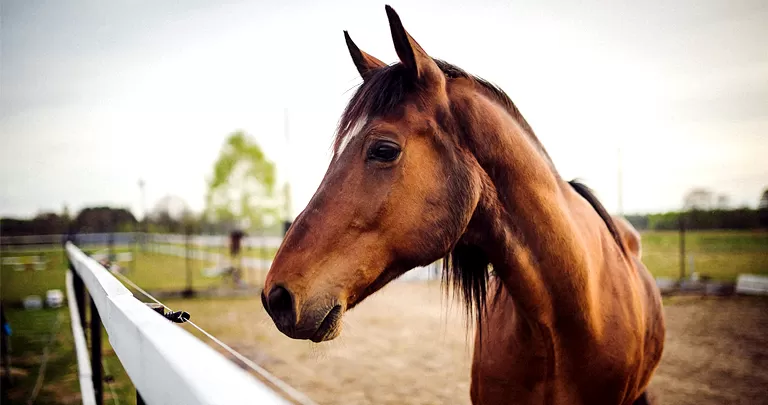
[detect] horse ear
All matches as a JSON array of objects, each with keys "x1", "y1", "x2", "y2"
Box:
[
  {"x1": 344, "y1": 31, "x2": 386, "y2": 81},
  {"x1": 385, "y1": 5, "x2": 443, "y2": 85}
]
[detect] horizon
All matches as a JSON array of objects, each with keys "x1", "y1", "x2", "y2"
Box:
[{"x1": 2, "y1": 0, "x2": 767, "y2": 220}]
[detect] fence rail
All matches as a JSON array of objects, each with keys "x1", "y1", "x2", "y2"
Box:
[{"x1": 65, "y1": 241, "x2": 291, "y2": 405}]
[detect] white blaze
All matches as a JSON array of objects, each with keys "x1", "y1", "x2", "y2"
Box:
[{"x1": 335, "y1": 117, "x2": 368, "y2": 160}]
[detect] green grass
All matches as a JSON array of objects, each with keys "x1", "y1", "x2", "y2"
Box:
[
  {"x1": 3, "y1": 232, "x2": 766, "y2": 305},
  {"x1": 0, "y1": 244, "x2": 259, "y2": 404},
  {"x1": 2, "y1": 307, "x2": 133, "y2": 405},
  {"x1": 1, "y1": 247, "x2": 131, "y2": 303},
  {"x1": 128, "y1": 251, "x2": 224, "y2": 291},
  {"x1": 1, "y1": 247, "x2": 229, "y2": 304},
  {"x1": 641, "y1": 230, "x2": 768, "y2": 280},
  {"x1": 0, "y1": 243, "x2": 270, "y2": 404},
  {"x1": 1, "y1": 250, "x2": 68, "y2": 303}
]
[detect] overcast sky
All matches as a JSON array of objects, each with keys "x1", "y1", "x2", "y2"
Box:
[{"x1": 1, "y1": 0, "x2": 766, "y2": 220}]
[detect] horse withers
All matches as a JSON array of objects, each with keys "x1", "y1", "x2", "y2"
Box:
[{"x1": 262, "y1": 6, "x2": 664, "y2": 404}]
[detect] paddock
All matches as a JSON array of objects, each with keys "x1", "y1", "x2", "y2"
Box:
[
  {"x1": 2, "y1": 233, "x2": 767, "y2": 404},
  {"x1": 168, "y1": 283, "x2": 768, "y2": 405}
]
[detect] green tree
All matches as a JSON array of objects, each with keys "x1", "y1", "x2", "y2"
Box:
[
  {"x1": 205, "y1": 131, "x2": 280, "y2": 231},
  {"x1": 73, "y1": 207, "x2": 137, "y2": 233}
]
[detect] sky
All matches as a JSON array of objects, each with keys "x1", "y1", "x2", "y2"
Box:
[{"x1": 1, "y1": 0, "x2": 766, "y2": 220}]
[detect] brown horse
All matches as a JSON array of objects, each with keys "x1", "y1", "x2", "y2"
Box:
[
  {"x1": 613, "y1": 215, "x2": 643, "y2": 259},
  {"x1": 263, "y1": 6, "x2": 665, "y2": 404}
]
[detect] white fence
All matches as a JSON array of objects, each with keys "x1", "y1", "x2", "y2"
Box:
[
  {"x1": 146, "y1": 243, "x2": 274, "y2": 270},
  {"x1": 0, "y1": 233, "x2": 284, "y2": 249},
  {"x1": 144, "y1": 242, "x2": 442, "y2": 282},
  {"x1": 146, "y1": 233, "x2": 284, "y2": 249},
  {"x1": 1, "y1": 233, "x2": 137, "y2": 248},
  {"x1": 1, "y1": 232, "x2": 440, "y2": 282},
  {"x1": 66, "y1": 242, "x2": 292, "y2": 405}
]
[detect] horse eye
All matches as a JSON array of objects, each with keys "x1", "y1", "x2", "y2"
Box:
[{"x1": 367, "y1": 141, "x2": 401, "y2": 162}]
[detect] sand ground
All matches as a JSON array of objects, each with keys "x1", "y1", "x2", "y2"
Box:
[{"x1": 174, "y1": 282, "x2": 768, "y2": 405}]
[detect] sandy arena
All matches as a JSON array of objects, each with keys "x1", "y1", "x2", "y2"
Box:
[{"x1": 176, "y1": 282, "x2": 768, "y2": 405}]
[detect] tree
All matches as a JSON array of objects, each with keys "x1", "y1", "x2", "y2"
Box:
[
  {"x1": 205, "y1": 131, "x2": 281, "y2": 231},
  {"x1": 73, "y1": 207, "x2": 137, "y2": 233},
  {"x1": 759, "y1": 188, "x2": 768, "y2": 228}
]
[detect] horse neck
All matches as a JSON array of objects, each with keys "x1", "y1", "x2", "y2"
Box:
[{"x1": 458, "y1": 92, "x2": 603, "y2": 330}]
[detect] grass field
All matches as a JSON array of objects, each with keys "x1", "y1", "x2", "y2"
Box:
[
  {"x1": 2, "y1": 230, "x2": 766, "y2": 306},
  {"x1": 2, "y1": 307, "x2": 134, "y2": 405},
  {"x1": 170, "y1": 230, "x2": 768, "y2": 281},
  {"x1": 129, "y1": 251, "x2": 224, "y2": 291},
  {"x1": 0, "y1": 246, "x2": 134, "y2": 303},
  {"x1": 166, "y1": 230, "x2": 768, "y2": 281},
  {"x1": 0, "y1": 247, "x2": 229, "y2": 303},
  {"x1": 640, "y1": 230, "x2": 768, "y2": 280}
]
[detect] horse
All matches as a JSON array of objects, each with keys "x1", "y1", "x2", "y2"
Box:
[
  {"x1": 262, "y1": 6, "x2": 665, "y2": 404},
  {"x1": 612, "y1": 215, "x2": 643, "y2": 259}
]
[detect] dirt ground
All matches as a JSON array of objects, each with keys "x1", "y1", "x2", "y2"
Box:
[
  {"x1": 174, "y1": 282, "x2": 768, "y2": 405},
  {"x1": 648, "y1": 295, "x2": 768, "y2": 405}
]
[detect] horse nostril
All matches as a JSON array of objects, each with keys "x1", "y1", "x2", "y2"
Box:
[
  {"x1": 266, "y1": 285, "x2": 296, "y2": 329},
  {"x1": 261, "y1": 291, "x2": 270, "y2": 314}
]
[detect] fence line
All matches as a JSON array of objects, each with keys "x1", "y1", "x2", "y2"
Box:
[
  {"x1": 1, "y1": 233, "x2": 284, "y2": 249},
  {"x1": 143, "y1": 243, "x2": 442, "y2": 282},
  {"x1": 110, "y1": 271, "x2": 319, "y2": 405},
  {"x1": 145, "y1": 243, "x2": 274, "y2": 269},
  {"x1": 66, "y1": 242, "x2": 293, "y2": 405},
  {"x1": 145, "y1": 233, "x2": 283, "y2": 249},
  {"x1": 1, "y1": 232, "x2": 441, "y2": 282}
]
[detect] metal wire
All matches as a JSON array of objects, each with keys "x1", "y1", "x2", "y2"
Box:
[{"x1": 110, "y1": 271, "x2": 317, "y2": 405}]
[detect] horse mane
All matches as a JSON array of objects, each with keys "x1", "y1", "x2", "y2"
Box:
[
  {"x1": 336, "y1": 59, "x2": 542, "y2": 155},
  {"x1": 567, "y1": 180, "x2": 628, "y2": 257},
  {"x1": 337, "y1": 58, "x2": 628, "y2": 326}
]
